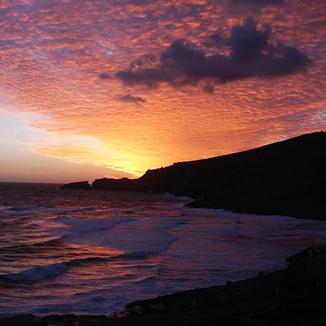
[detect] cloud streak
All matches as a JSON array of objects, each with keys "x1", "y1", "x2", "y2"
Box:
[
  {"x1": 230, "y1": 0, "x2": 284, "y2": 7},
  {"x1": 118, "y1": 94, "x2": 146, "y2": 103}
]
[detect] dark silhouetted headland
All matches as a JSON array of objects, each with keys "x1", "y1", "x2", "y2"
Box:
[
  {"x1": 65, "y1": 132, "x2": 326, "y2": 219},
  {"x1": 61, "y1": 181, "x2": 91, "y2": 190}
]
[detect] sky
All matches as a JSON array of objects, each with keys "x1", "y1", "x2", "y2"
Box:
[{"x1": 0, "y1": 0, "x2": 325, "y2": 183}]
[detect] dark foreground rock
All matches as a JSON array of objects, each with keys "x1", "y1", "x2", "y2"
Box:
[
  {"x1": 2, "y1": 246, "x2": 326, "y2": 326},
  {"x1": 90, "y1": 132, "x2": 326, "y2": 220},
  {"x1": 61, "y1": 181, "x2": 91, "y2": 190}
]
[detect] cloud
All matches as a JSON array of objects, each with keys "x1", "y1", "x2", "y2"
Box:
[
  {"x1": 98, "y1": 72, "x2": 111, "y2": 80},
  {"x1": 118, "y1": 94, "x2": 146, "y2": 103},
  {"x1": 203, "y1": 84, "x2": 215, "y2": 93},
  {"x1": 230, "y1": 0, "x2": 284, "y2": 6},
  {"x1": 1, "y1": 0, "x2": 324, "y2": 182},
  {"x1": 116, "y1": 18, "x2": 309, "y2": 88},
  {"x1": 227, "y1": 0, "x2": 284, "y2": 14}
]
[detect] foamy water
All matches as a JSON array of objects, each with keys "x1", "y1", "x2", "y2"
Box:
[{"x1": 0, "y1": 182, "x2": 325, "y2": 316}]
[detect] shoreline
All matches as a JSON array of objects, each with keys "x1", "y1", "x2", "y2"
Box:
[
  {"x1": 2, "y1": 246, "x2": 326, "y2": 326},
  {"x1": 186, "y1": 197, "x2": 326, "y2": 220},
  {"x1": 62, "y1": 187, "x2": 326, "y2": 221}
]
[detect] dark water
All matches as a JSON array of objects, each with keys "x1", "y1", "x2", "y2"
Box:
[{"x1": 0, "y1": 182, "x2": 325, "y2": 316}]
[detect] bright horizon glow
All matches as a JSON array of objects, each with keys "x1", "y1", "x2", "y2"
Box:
[{"x1": 0, "y1": 0, "x2": 325, "y2": 183}]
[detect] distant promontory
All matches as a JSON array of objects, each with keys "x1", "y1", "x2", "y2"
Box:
[{"x1": 62, "y1": 132, "x2": 326, "y2": 220}]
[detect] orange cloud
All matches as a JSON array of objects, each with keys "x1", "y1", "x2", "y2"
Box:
[{"x1": 0, "y1": 0, "x2": 325, "y2": 181}]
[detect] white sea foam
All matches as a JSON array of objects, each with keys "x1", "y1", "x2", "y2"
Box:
[{"x1": 50, "y1": 215, "x2": 187, "y2": 260}]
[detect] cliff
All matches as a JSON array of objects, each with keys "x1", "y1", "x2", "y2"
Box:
[
  {"x1": 90, "y1": 132, "x2": 326, "y2": 219},
  {"x1": 61, "y1": 181, "x2": 91, "y2": 190}
]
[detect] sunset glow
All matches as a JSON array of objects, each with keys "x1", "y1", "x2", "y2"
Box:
[{"x1": 0, "y1": 0, "x2": 325, "y2": 182}]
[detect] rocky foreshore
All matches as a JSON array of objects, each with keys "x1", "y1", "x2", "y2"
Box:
[{"x1": 2, "y1": 246, "x2": 326, "y2": 326}]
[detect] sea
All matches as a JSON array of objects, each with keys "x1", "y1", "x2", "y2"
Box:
[{"x1": 0, "y1": 182, "x2": 325, "y2": 317}]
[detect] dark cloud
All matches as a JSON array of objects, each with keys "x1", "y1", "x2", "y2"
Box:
[
  {"x1": 116, "y1": 18, "x2": 309, "y2": 88},
  {"x1": 118, "y1": 94, "x2": 146, "y2": 103},
  {"x1": 230, "y1": 19, "x2": 271, "y2": 63},
  {"x1": 98, "y1": 72, "x2": 111, "y2": 80},
  {"x1": 203, "y1": 84, "x2": 215, "y2": 94}
]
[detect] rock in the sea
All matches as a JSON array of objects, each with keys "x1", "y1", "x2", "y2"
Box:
[{"x1": 61, "y1": 181, "x2": 91, "y2": 190}]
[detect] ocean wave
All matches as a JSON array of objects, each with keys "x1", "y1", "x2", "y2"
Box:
[
  {"x1": 0, "y1": 236, "x2": 62, "y2": 251},
  {"x1": 53, "y1": 216, "x2": 133, "y2": 234},
  {"x1": 2, "y1": 263, "x2": 69, "y2": 283},
  {"x1": 0, "y1": 205, "x2": 13, "y2": 211},
  {"x1": 6, "y1": 206, "x2": 97, "y2": 215},
  {"x1": 53, "y1": 215, "x2": 189, "y2": 259},
  {"x1": 1, "y1": 256, "x2": 114, "y2": 283}
]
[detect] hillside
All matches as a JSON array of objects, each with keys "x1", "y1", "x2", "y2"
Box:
[{"x1": 66, "y1": 132, "x2": 326, "y2": 219}]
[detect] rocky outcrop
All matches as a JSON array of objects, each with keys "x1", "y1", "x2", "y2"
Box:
[
  {"x1": 92, "y1": 178, "x2": 136, "y2": 191},
  {"x1": 61, "y1": 181, "x2": 91, "y2": 190},
  {"x1": 91, "y1": 132, "x2": 326, "y2": 219}
]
